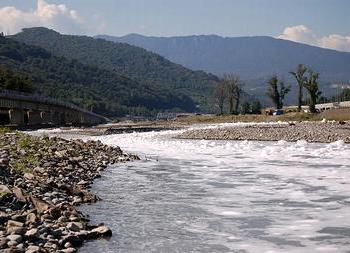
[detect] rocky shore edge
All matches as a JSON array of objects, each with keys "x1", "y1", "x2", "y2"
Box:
[
  {"x1": 0, "y1": 131, "x2": 139, "y2": 253},
  {"x1": 177, "y1": 121, "x2": 350, "y2": 143}
]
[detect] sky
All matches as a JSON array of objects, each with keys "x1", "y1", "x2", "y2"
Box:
[{"x1": 0, "y1": 0, "x2": 349, "y2": 52}]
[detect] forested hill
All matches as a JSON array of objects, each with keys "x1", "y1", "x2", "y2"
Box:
[
  {"x1": 0, "y1": 36, "x2": 197, "y2": 117},
  {"x1": 11, "y1": 27, "x2": 219, "y2": 109}
]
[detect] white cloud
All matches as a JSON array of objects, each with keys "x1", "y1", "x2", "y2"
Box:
[
  {"x1": 277, "y1": 25, "x2": 350, "y2": 52},
  {"x1": 0, "y1": 0, "x2": 95, "y2": 35}
]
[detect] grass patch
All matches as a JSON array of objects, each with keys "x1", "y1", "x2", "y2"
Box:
[
  {"x1": 0, "y1": 127, "x2": 12, "y2": 134},
  {"x1": 175, "y1": 112, "x2": 322, "y2": 124}
]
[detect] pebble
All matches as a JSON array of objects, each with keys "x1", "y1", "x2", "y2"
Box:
[
  {"x1": 0, "y1": 133, "x2": 138, "y2": 252},
  {"x1": 178, "y1": 122, "x2": 350, "y2": 143}
]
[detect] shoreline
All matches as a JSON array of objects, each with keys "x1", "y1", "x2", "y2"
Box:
[
  {"x1": 177, "y1": 121, "x2": 350, "y2": 143},
  {"x1": 0, "y1": 131, "x2": 139, "y2": 252}
]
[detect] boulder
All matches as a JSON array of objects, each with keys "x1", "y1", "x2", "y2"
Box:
[
  {"x1": 7, "y1": 220, "x2": 24, "y2": 228},
  {"x1": 30, "y1": 197, "x2": 52, "y2": 214},
  {"x1": 0, "y1": 185, "x2": 12, "y2": 195},
  {"x1": 6, "y1": 234, "x2": 22, "y2": 243},
  {"x1": 88, "y1": 226, "x2": 112, "y2": 238},
  {"x1": 24, "y1": 228, "x2": 39, "y2": 239},
  {"x1": 66, "y1": 222, "x2": 82, "y2": 232},
  {"x1": 7, "y1": 226, "x2": 27, "y2": 235},
  {"x1": 25, "y1": 245, "x2": 40, "y2": 253},
  {"x1": 12, "y1": 187, "x2": 26, "y2": 202}
]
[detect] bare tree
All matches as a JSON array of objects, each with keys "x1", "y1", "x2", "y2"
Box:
[
  {"x1": 214, "y1": 82, "x2": 226, "y2": 115},
  {"x1": 304, "y1": 70, "x2": 322, "y2": 113},
  {"x1": 290, "y1": 64, "x2": 307, "y2": 112},
  {"x1": 266, "y1": 75, "x2": 290, "y2": 109},
  {"x1": 223, "y1": 74, "x2": 243, "y2": 115}
]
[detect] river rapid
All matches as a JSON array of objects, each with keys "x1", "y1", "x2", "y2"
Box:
[{"x1": 39, "y1": 125, "x2": 350, "y2": 253}]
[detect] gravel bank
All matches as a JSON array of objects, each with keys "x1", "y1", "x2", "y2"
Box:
[
  {"x1": 0, "y1": 132, "x2": 138, "y2": 252},
  {"x1": 178, "y1": 122, "x2": 350, "y2": 143}
]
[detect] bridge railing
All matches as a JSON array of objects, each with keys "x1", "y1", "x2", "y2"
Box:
[{"x1": 0, "y1": 89, "x2": 106, "y2": 120}]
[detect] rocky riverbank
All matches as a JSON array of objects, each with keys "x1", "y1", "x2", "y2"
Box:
[
  {"x1": 178, "y1": 121, "x2": 350, "y2": 143},
  {"x1": 0, "y1": 131, "x2": 139, "y2": 252}
]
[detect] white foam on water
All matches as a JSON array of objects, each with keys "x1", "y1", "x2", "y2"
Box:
[{"x1": 32, "y1": 123, "x2": 350, "y2": 253}]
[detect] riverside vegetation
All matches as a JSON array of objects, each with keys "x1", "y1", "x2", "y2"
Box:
[{"x1": 0, "y1": 129, "x2": 139, "y2": 252}]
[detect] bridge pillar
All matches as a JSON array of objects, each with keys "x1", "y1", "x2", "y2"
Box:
[
  {"x1": 41, "y1": 111, "x2": 52, "y2": 124},
  {"x1": 52, "y1": 111, "x2": 60, "y2": 125},
  {"x1": 27, "y1": 110, "x2": 42, "y2": 125},
  {"x1": 9, "y1": 108, "x2": 25, "y2": 126},
  {"x1": 0, "y1": 109, "x2": 10, "y2": 125}
]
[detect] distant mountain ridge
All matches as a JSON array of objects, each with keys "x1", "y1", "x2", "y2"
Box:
[
  {"x1": 96, "y1": 33, "x2": 350, "y2": 82},
  {"x1": 11, "y1": 28, "x2": 219, "y2": 111}
]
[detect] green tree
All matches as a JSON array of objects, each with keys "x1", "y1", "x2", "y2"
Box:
[
  {"x1": 290, "y1": 64, "x2": 307, "y2": 112},
  {"x1": 266, "y1": 75, "x2": 290, "y2": 109},
  {"x1": 0, "y1": 65, "x2": 35, "y2": 92},
  {"x1": 251, "y1": 100, "x2": 262, "y2": 114},
  {"x1": 241, "y1": 102, "x2": 251, "y2": 115},
  {"x1": 304, "y1": 70, "x2": 322, "y2": 113}
]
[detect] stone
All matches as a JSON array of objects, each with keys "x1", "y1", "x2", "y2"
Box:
[
  {"x1": 26, "y1": 213, "x2": 37, "y2": 224},
  {"x1": 25, "y1": 245, "x2": 40, "y2": 253},
  {"x1": 0, "y1": 185, "x2": 12, "y2": 195},
  {"x1": 23, "y1": 173, "x2": 35, "y2": 181},
  {"x1": 11, "y1": 214, "x2": 27, "y2": 223},
  {"x1": 89, "y1": 226, "x2": 112, "y2": 238},
  {"x1": 25, "y1": 228, "x2": 39, "y2": 238},
  {"x1": 6, "y1": 226, "x2": 27, "y2": 235},
  {"x1": 62, "y1": 248, "x2": 77, "y2": 253},
  {"x1": 60, "y1": 234, "x2": 83, "y2": 247},
  {"x1": 64, "y1": 242, "x2": 72, "y2": 248},
  {"x1": 7, "y1": 220, "x2": 24, "y2": 228},
  {"x1": 12, "y1": 187, "x2": 26, "y2": 202},
  {"x1": 33, "y1": 167, "x2": 45, "y2": 174},
  {"x1": 7, "y1": 234, "x2": 22, "y2": 243},
  {"x1": 30, "y1": 197, "x2": 52, "y2": 214},
  {"x1": 66, "y1": 222, "x2": 82, "y2": 232},
  {"x1": 7, "y1": 239, "x2": 18, "y2": 247}
]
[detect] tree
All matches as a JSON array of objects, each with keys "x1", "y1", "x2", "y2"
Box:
[
  {"x1": 223, "y1": 74, "x2": 243, "y2": 115},
  {"x1": 304, "y1": 70, "x2": 322, "y2": 113},
  {"x1": 0, "y1": 65, "x2": 35, "y2": 93},
  {"x1": 241, "y1": 102, "x2": 251, "y2": 115},
  {"x1": 290, "y1": 64, "x2": 307, "y2": 112},
  {"x1": 266, "y1": 75, "x2": 290, "y2": 109},
  {"x1": 251, "y1": 100, "x2": 262, "y2": 114},
  {"x1": 214, "y1": 82, "x2": 226, "y2": 115}
]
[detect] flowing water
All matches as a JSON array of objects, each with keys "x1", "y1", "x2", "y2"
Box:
[{"x1": 45, "y1": 126, "x2": 350, "y2": 253}]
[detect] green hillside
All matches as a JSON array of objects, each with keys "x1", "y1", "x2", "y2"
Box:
[
  {"x1": 11, "y1": 27, "x2": 219, "y2": 110},
  {"x1": 0, "y1": 36, "x2": 196, "y2": 117}
]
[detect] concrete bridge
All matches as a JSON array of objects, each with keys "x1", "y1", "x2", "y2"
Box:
[{"x1": 0, "y1": 90, "x2": 107, "y2": 126}]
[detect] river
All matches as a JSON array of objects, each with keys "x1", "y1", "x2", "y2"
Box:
[{"x1": 41, "y1": 126, "x2": 350, "y2": 253}]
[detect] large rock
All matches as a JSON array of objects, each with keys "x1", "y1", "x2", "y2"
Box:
[
  {"x1": 7, "y1": 220, "x2": 24, "y2": 228},
  {"x1": 7, "y1": 226, "x2": 27, "y2": 235},
  {"x1": 12, "y1": 187, "x2": 26, "y2": 202},
  {"x1": 25, "y1": 245, "x2": 40, "y2": 253},
  {"x1": 30, "y1": 197, "x2": 52, "y2": 214},
  {"x1": 6, "y1": 234, "x2": 22, "y2": 243},
  {"x1": 66, "y1": 222, "x2": 83, "y2": 232},
  {"x1": 0, "y1": 185, "x2": 12, "y2": 195},
  {"x1": 24, "y1": 228, "x2": 39, "y2": 239},
  {"x1": 88, "y1": 226, "x2": 112, "y2": 238}
]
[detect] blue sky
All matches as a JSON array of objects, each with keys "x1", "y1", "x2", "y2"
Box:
[{"x1": 0, "y1": 0, "x2": 349, "y2": 51}]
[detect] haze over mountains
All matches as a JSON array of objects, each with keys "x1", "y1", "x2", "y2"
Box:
[{"x1": 97, "y1": 34, "x2": 350, "y2": 83}]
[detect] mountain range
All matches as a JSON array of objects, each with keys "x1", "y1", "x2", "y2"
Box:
[{"x1": 97, "y1": 33, "x2": 350, "y2": 98}]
